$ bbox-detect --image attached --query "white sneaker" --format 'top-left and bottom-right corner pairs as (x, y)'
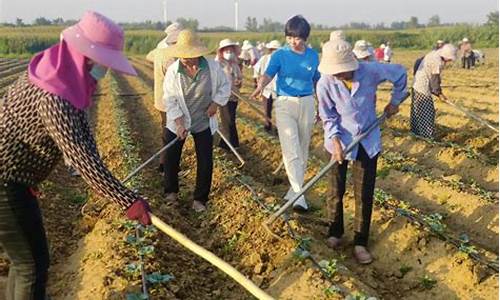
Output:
(284, 188), (309, 211)
(293, 196), (309, 211)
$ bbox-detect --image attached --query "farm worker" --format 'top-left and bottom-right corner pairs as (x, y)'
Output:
(146, 22), (184, 172)
(239, 40), (259, 68)
(316, 38), (408, 264)
(459, 38), (474, 69)
(353, 40), (373, 61)
(329, 30), (345, 41)
(434, 40), (445, 50)
(0, 11), (152, 300)
(374, 44), (385, 62)
(251, 15), (320, 211)
(366, 42), (375, 58)
(215, 39), (243, 150)
(253, 40), (282, 132)
(383, 42), (393, 63)
(411, 44), (457, 139)
(162, 30), (230, 212)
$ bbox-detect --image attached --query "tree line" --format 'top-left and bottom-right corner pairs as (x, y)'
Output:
(1, 11), (497, 32)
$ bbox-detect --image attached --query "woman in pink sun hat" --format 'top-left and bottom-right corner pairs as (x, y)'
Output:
(0, 11), (150, 299)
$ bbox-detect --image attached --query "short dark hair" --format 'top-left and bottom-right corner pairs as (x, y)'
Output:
(285, 15), (310, 40)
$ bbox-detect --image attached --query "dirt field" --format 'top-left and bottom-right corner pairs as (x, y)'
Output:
(0, 48), (498, 299)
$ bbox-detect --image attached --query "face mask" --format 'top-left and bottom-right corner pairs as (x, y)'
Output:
(223, 51), (235, 61)
(90, 64), (108, 80)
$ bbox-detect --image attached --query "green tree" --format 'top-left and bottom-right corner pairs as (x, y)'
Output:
(175, 17), (199, 30)
(408, 16), (419, 28)
(15, 18), (24, 27)
(245, 17), (258, 32)
(428, 15), (440, 27)
(486, 10), (499, 26)
(33, 17), (52, 26)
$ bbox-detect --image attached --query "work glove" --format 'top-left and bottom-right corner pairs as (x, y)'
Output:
(126, 198), (152, 226)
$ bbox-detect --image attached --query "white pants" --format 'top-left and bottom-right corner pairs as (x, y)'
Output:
(274, 95), (315, 207)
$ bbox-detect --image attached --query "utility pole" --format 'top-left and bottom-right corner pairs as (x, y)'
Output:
(234, 0), (239, 31)
(163, 0), (167, 24)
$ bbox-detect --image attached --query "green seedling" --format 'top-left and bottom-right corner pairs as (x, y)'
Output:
(419, 275), (437, 290)
(324, 285), (342, 297)
(138, 245), (155, 256)
(125, 263), (141, 276)
(318, 259), (339, 278)
(399, 265), (413, 276)
(422, 213), (446, 234)
(126, 292), (148, 300)
(146, 272), (175, 284)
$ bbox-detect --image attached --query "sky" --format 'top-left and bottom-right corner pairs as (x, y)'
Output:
(0, 0), (498, 27)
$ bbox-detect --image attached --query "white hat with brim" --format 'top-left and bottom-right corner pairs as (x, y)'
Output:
(241, 40), (254, 50)
(330, 30), (345, 41)
(319, 39), (359, 75)
(437, 44), (457, 61)
(218, 39), (239, 51)
(266, 40), (282, 49)
(160, 29), (211, 59)
(462, 38), (469, 42)
(353, 40), (371, 59)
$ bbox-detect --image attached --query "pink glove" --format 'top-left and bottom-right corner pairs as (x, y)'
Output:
(126, 198), (152, 225)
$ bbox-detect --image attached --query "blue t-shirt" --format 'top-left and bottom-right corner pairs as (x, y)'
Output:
(264, 46), (320, 97)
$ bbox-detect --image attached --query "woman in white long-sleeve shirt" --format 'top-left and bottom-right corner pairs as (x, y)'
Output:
(162, 30), (230, 212)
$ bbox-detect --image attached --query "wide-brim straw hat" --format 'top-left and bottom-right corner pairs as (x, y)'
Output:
(319, 39), (359, 75)
(218, 38), (238, 51)
(61, 10), (136, 75)
(160, 29), (211, 58)
(353, 40), (371, 59)
(266, 40), (282, 49)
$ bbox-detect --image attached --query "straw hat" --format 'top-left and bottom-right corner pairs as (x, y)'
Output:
(61, 11), (136, 75)
(329, 30), (345, 41)
(319, 39), (359, 75)
(462, 37), (469, 43)
(437, 40), (444, 44)
(266, 40), (282, 49)
(353, 40), (371, 59)
(218, 38), (238, 51)
(161, 29), (211, 58)
(437, 44), (457, 61)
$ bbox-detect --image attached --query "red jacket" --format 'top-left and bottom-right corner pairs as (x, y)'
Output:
(374, 48), (384, 61)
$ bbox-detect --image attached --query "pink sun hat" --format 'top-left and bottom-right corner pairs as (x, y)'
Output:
(61, 11), (137, 76)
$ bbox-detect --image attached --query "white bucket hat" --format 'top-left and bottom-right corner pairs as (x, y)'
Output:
(380, 44), (386, 49)
(329, 30), (345, 41)
(319, 39), (359, 75)
(437, 44), (457, 61)
(218, 38), (238, 50)
(266, 40), (282, 49)
(437, 40), (444, 44)
(353, 40), (371, 59)
(462, 37), (469, 42)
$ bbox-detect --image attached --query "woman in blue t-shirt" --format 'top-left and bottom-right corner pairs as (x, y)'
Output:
(251, 15), (320, 211)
